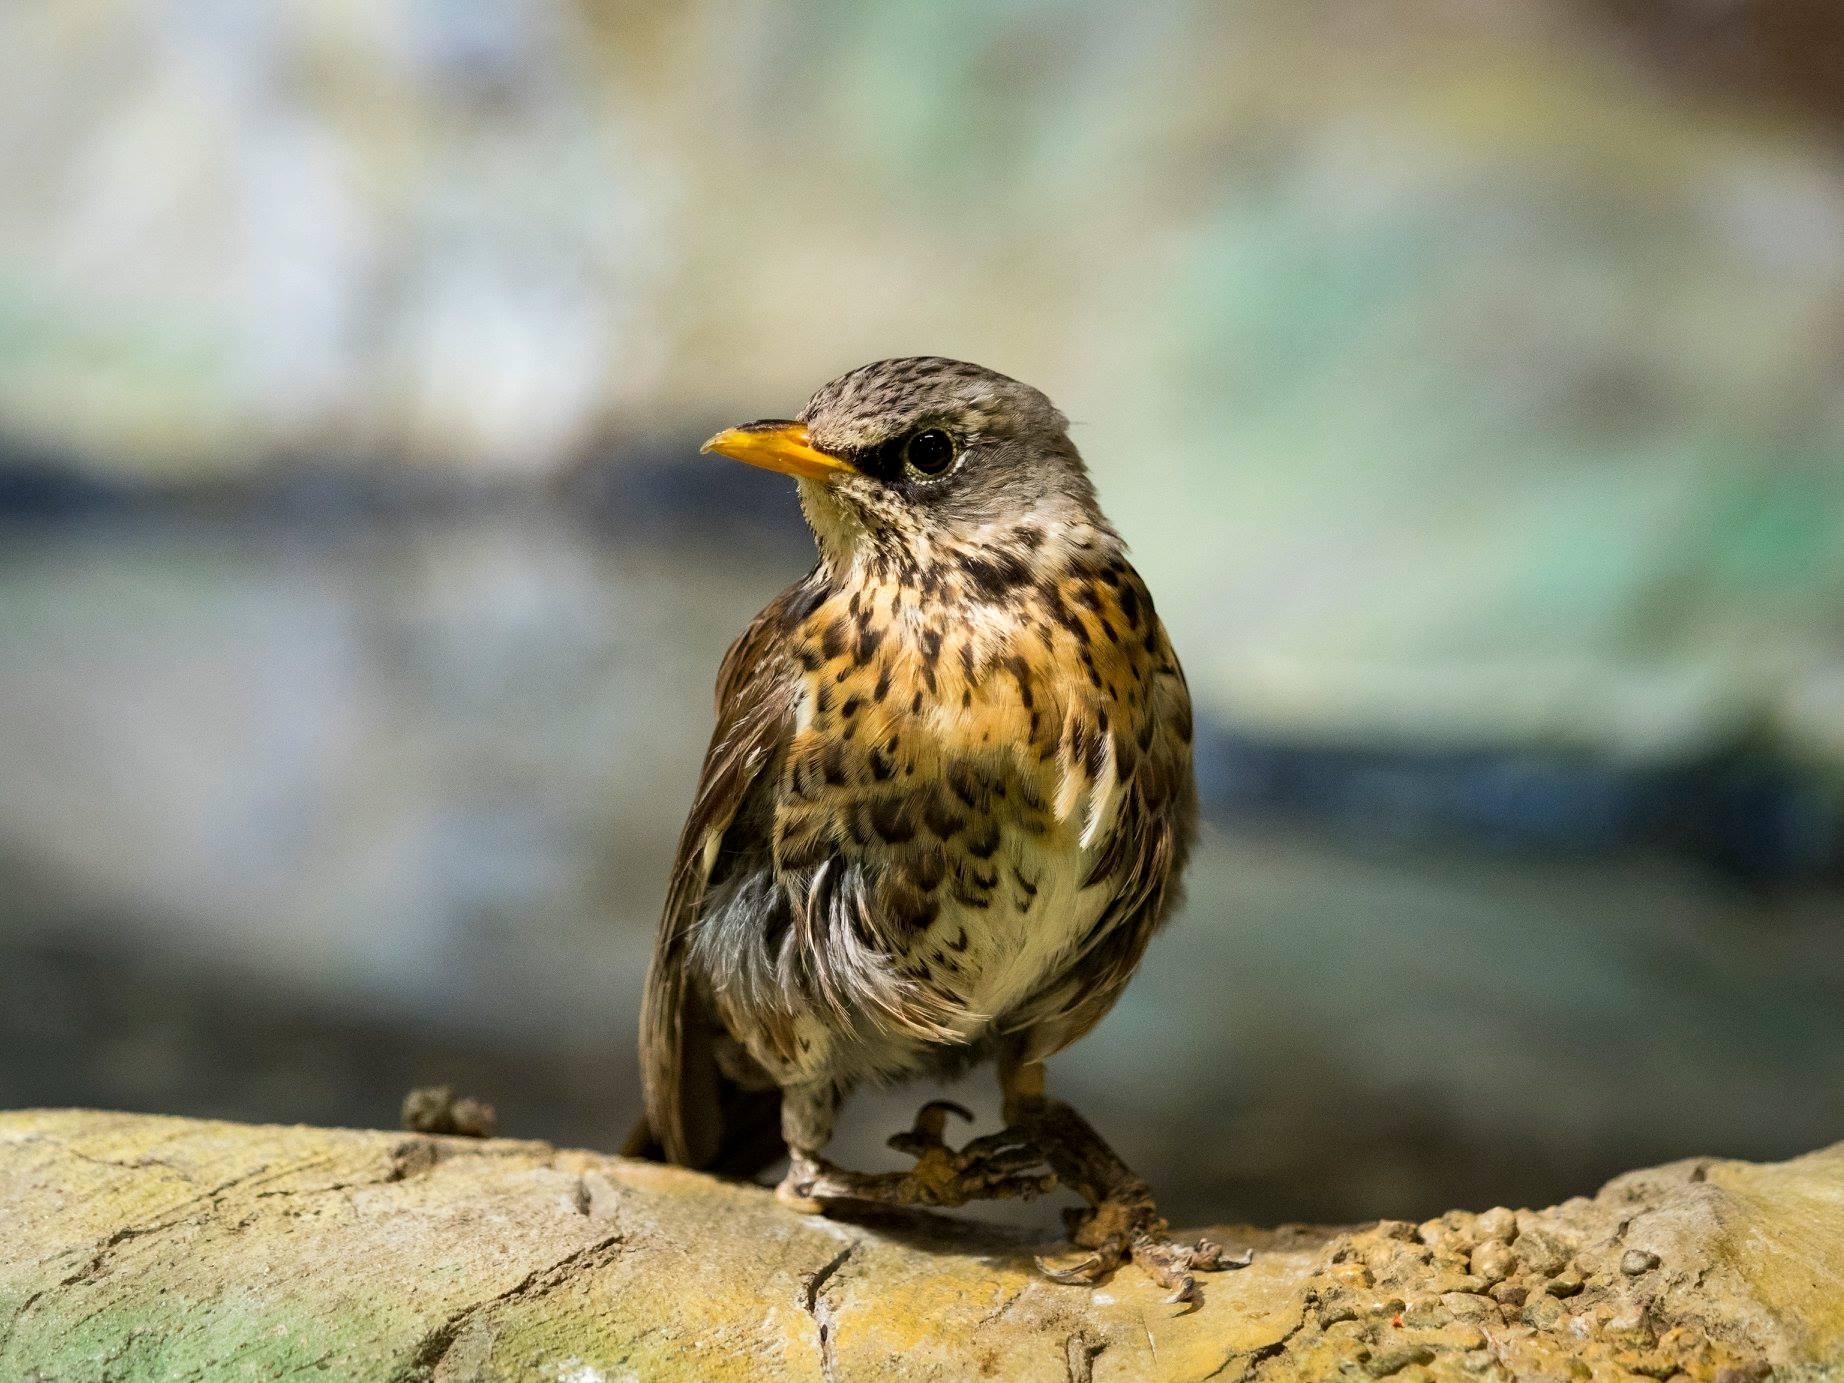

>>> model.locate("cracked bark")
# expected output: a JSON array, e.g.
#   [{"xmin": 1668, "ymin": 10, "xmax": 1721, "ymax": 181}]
[
  {"xmin": 799, "ymin": 1240, "xmax": 856, "ymax": 1383},
  {"xmin": 391, "ymin": 1234, "xmax": 627, "ymax": 1383}
]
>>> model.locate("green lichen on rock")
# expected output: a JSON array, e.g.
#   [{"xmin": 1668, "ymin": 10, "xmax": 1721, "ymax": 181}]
[{"xmin": 0, "ymin": 1110, "xmax": 1840, "ymax": 1380}]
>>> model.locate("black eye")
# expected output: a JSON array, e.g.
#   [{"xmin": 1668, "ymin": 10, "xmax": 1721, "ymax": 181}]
[{"xmin": 902, "ymin": 428, "xmax": 958, "ymax": 479}]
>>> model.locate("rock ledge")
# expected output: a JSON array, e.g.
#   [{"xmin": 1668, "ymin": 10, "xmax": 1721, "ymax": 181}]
[{"xmin": 1, "ymin": 1110, "xmax": 1840, "ymax": 1380}]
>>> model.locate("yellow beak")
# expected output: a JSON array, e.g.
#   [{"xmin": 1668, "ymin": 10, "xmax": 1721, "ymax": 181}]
[{"xmin": 700, "ymin": 420, "xmax": 855, "ymax": 481}]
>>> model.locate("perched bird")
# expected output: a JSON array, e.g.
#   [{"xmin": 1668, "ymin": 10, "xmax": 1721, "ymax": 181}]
[{"xmin": 629, "ymin": 357, "xmax": 1231, "ymax": 1300}]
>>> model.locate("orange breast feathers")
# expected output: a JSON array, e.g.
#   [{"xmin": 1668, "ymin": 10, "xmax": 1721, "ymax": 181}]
[{"xmin": 776, "ymin": 561, "xmax": 1188, "ymax": 855}]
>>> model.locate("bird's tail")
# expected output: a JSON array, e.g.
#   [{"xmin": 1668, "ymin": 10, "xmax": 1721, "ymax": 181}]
[{"xmin": 632, "ymin": 950, "xmax": 786, "ymax": 1177}]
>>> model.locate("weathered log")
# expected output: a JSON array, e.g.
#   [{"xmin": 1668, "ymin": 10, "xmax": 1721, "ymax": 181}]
[{"xmin": 1, "ymin": 1110, "xmax": 1840, "ymax": 1380}]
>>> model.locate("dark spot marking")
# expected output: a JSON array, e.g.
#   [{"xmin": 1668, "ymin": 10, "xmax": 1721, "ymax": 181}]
[
  {"xmin": 870, "ymin": 797, "xmax": 916, "ymax": 844},
  {"xmin": 1006, "ymin": 656, "xmax": 1035, "ymax": 709},
  {"xmin": 923, "ymin": 793, "xmax": 964, "ymax": 839},
  {"xmin": 1084, "ymin": 728, "xmax": 1109, "ymax": 778},
  {"xmin": 785, "ymin": 579, "xmax": 832, "ymax": 624},
  {"xmin": 846, "ymin": 804, "xmax": 875, "ymax": 846},
  {"xmin": 961, "ymin": 548, "xmax": 1034, "ymax": 601},
  {"xmin": 886, "ymin": 884, "xmax": 938, "ymax": 934},
  {"xmin": 911, "ymin": 842, "xmax": 948, "ymax": 892},
  {"xmin": 855, "ymin": 622, "xmax": 884, "ymax": 664}
]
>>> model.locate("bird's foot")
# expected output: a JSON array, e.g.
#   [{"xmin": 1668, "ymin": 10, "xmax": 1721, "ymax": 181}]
[
  {"xmin": 776, "ymin": 1100, "xmax": 1056, "ymax": 1211},
  {"xmin": 1037, "ymin": 1198, "xmax": 1251, "ymax": 1307},
  {"xmin": 885, "ymin": 1100, "xmax": 1059, "ymax": 1205}
]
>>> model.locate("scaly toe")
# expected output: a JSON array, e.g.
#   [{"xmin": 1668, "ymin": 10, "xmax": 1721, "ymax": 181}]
[
  {"xmin": 1187, "ymin": 1237, "xmax": 1253, "ymax": 1273},
  {"xmin": 979, "ymin": 1170, "xmax": 1058, "ymax": 1201},
  {"xmin": 1130, "ymin": 1233, "xmax": 1253, "ymax": 1306}
]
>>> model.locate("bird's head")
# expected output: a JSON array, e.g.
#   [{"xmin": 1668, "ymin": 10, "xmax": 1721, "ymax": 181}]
[{"xmin": 701, "ymin": 357, "xmax": 1110, "ymax": 577}]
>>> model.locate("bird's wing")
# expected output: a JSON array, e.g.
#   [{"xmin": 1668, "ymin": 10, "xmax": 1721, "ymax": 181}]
[
  {"xmin": 1005, "ymin": 610, "xmax": 1197, "ymax": 1061},
  {"xmin": 636, "ymin": 592, "xmax": 799, "ymax": 1166}
]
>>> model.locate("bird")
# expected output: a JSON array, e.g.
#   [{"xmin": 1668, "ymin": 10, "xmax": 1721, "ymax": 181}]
[{"xmin": 627, "ymin": 356, "xmax": 1233, "ymax": 1301}]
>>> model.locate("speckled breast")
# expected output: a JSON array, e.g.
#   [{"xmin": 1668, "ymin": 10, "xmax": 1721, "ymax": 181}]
[{"xmin": 752, "ymin": 552, "xmax": 1191, "ymax": 1081}]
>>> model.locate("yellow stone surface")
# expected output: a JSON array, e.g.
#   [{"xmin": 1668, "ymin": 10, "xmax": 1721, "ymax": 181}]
[{"xmin": 0, "ymin": 1110, "xmax": 1840, "ymax": 1380}]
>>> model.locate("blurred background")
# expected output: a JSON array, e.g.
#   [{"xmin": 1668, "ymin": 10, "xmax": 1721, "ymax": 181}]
[{"xmin": 2, "ymin": 0, "xmax": 1842, "ymax": 1229}]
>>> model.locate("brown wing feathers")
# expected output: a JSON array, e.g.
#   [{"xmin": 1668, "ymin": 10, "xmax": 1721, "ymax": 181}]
[{"xmin": 634, "ymin": 591, "xmax": 805, "ymax": 1167}]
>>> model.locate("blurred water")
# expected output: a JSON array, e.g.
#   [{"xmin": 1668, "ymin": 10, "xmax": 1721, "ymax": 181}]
[{"xmin": 1, "ymin": 508, "xmax": 1841, "ymax": 1226}]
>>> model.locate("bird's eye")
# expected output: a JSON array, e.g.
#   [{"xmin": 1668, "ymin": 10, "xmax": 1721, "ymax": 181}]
[{"xmin": 902, "ymin": 428, "xmax": 958, "ymax": 480}]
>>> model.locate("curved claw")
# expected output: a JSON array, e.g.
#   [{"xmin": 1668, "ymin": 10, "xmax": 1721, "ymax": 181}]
[
  {"xmin": 1163, "ymin": 1274, "xmax": 1200, "ymax": 1309},
  {"xmin": 916, "ymin": 1099, "xmax": 974, "ymax": 1132},
  {"xmin": 1036, "ymin": 1249, "xmax": 1113, "ymax": 1285},
  {"xmin": 886, "ymin": 1099, "xmax": 975, "ymax": 1155}
]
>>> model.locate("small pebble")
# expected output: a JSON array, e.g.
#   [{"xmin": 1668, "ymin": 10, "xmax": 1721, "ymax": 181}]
[
  {"xmin": 1606, "ymin": 1304, "xmax": 1653, "ymax": 1341},
  {"xmin": 1489, "ymin": 1281, "xmax": 1527, "ymax": 1308},
  {"xmin": 1365, "ymin": 1344, "xmax": 1436, "ymax": 1378},
  {"xmin": 1474, "ymin": 1208, "xmax": 1517, "ymax": 1244},
  {"xmin": 1471, "ymin": 1241, "xmax": 1513, "ymax": 1283},
  {"xmin": 1314, "ymin": 1289, "xmax": 1360, "ymax": 1327},
  {"xmin": 1545, "ymin": 1268, "xmax": 1585, "ymax": 1297},
  {"xmin": 1441, "ymin": 1324, "xmax": 1488, "ymax": 1351},
  {"xmin": 1521, "ymin": 1295, "xmax": 1566, "ymax": 1329},
  {"xmin": 1439, "ymin": 1292, "xmax": 1499, "ymax": 1324},
  {"xmin": 1514, "ymin": 1234, "xmax": 1567, "ymax": 1277},
  {"xmin": 1621, "ymin": 1249, "xmax": 1661, "ymax": 1276}
]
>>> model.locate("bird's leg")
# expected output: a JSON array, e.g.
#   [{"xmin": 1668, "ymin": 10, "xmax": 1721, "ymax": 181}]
[
  {"xmin": 1000, "ymin": 1048, "xmax": 1247, "ymax": 1305},
  {"xmin": 774, "ymin": 1080, "xmax": 841, "ymax": 1214},
  {"xmin": 775, "ymin": 1082, "xmax": 1054, "ymax": 1211}
]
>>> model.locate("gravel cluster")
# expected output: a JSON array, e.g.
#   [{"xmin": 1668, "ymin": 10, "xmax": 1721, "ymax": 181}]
[{"xmin": 1247, "ymin": 1202, "xmax": 1773, "ymax": 1382}]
